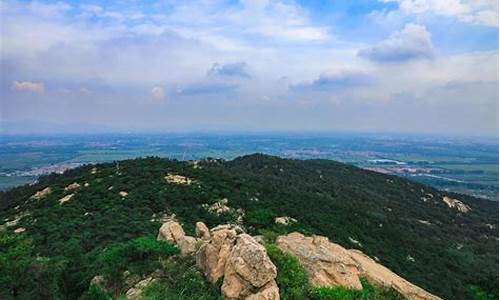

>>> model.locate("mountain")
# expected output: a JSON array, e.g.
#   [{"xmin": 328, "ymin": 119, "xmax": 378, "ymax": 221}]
[{"xmin": 0, "ymin": 154, "xmax": 497, "ymax": 299}]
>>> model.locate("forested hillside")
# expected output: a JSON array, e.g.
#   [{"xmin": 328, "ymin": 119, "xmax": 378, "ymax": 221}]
[{"xmin": 0, "ymin": 154, "xmax": 497, "ymax": 299}]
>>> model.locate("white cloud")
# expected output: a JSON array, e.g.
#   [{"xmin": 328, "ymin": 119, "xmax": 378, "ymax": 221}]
[
  {"xmin": 358, "ymin": 23, "xmax": 433, "ymax": 62},
  {"xmin": 381, "ymin": 0, "xmax": 498, "ymax": 27},
  {"xmin": 151, "ymin": 86, "xmax": 166, "ymax": 101},
  {"xmin": 11, "ymin": 81, "xmax": 45, "ymax": 93}
]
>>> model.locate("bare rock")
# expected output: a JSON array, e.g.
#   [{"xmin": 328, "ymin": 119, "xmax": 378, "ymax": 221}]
[
  {"xmin": 125, "ymin": 277, "xmax": 157, "ymax": 300},
  {"xmin": 197, "ymin": 227, "xmax": 237, "ymax": 283},
  {"xmin": 59, "ymin": 194, "xmax": 74, "ymax": 205},
  {"xmin": 276, "ymin": 232, "xmax": 362, "ymax": 289},
  {"xmin": 30, "ymin": 187, "xmax": 52, "ymax": 200},
  {"xmin": 65, "ymin": 182, "xmax": 81, "ymax": 191},
  {"xmin": 178, "ymin": 236, "xmax": 198, "ymax": 256},
  {"xmin": 221, "ymin": 234, "xmax": 277, "ymax": 299},
  {"xmin": 277, "ymin": 232, "xmax": 442, "ymax": 300},
  {"xmin": 442, "ymin": 196, "xmax": 471, "ymax": 213},
  {"xmin": 196, "ymin": 221, "xmax": 211, "ymax": 240},
  {"xmin": 274, "ymin": 216, "xmax": 297, "ymax": 226},
  {"xmin": 157, "ymin": 220, "xmax": 186, "ymax": 243},
  {"xmin": 245, "ymin": 281, "xmax": 280, "ymax": 300},
  {"xmin": 348, "ymin": 250, "xmax": 442, "ymax": 300}
]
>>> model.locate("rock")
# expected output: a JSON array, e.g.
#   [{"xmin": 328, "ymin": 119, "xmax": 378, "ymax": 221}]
[
  {"xmin": 59, "ymin": 194, "xmax": 74, "ymax": 205},
  {"xmin": 119, "ymin": 191, "xmax": 128, "ymax": 197},
  {"xmin": 196, "ymin": 221, "xmax": 211, "ymax": 240},
  {"xmin": 277, "ymin": 232, "xmax": 442, "ymax": 300},
  {"xmin": 65, "ymin": 182, "xmax": 80, "ymax": 191},
  {"xmin": 165, "ymin": 174, "xmax": 193, "ymax": 185},
  {"xmin": 348, "ymin": 250, "xmax": 442, "ymax": 300},
  {"xmin": 442, "ymin": 196, "xmax": 470, "ymax": 213},
  {"xmin": 178, "ymin": 236, "xmax": 198, "ymax": 256},
  {"xmin": 14, "ymin": 227, "xmax": 26, "ymax": 233},
  {"xmin": 253, "ymin": 235, "xmax": 265, "ymax": 245},
  {"xmin": 125, "ymin": 277, "xmax": 156, "ymax": 300},
  {"xmin": 245, "ymin": 281, "xmax": 280, "ymax": 300},
  {"xmin": 30, "ymin": 187, "xmax": 52, "ymax": 200},
  {"xmin": 90, "ymin": 167, "xmax": 98, "ymax": 174},
  {"xmin": 157, "ymin": 220, "xmax": 186, "ymax": 243},
  {"xmin": 90, "ymin": 275, "xmax": 107, "ymax": 288},
  {"xmin": 221, "ymin": 234, "xmax": 278, "ymax": 299},
  {"xmin": 274, "ymin": 216, "xmax": 297, "ymax": 226},
  {"xmin": 197, "ymin": 227, "xmax": 237, "ymax": 283},
  {"xmin": 276, "ymin": 232, "xmax": 362, "ymax": 289},
  {"xmin": 203, "ymin": 198, "xmax": 232, "ymax": 215}
]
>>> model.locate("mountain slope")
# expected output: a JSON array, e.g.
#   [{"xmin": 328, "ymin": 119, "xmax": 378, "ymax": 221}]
[{"xmin": 0, "ymin": 154, "xmax": 497, "ymax": 299}]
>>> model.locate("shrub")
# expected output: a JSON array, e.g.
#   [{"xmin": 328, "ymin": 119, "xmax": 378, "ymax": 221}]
[
  {"xmin": 95, "ymin": 236, "xmax": 178, "ymax": 291},
  {"xmin": 265, "ymin": 243, "xmax": 310, "ymax": 300},
  {"xmin": 309, "ymin": 278, "xmax": 404, "ymax": 300}
]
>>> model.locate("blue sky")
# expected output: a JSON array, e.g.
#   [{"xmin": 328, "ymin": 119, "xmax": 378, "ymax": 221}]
[{"xmin": 1, "ymin": 0, "xmax": 498, "ymax": 135}]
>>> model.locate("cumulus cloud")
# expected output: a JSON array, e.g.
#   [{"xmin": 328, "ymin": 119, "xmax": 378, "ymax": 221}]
[
  {"xmin": 358, "ymin": 23, "xmax": 433, "ymax": 62},
  {"xmin": 381, "ymin": 0, "xmax": 498, "ymax": 27},
  {"xmin": 207, "ymin": 62, "xmax": 251, "ymax": 79},
  {"xmin": 11, "ymin": 81, "xmax": 45, "ymax": 93},
  {"xmin": 151, "ymin": 86, "xmax": 165, "ymax": 101}
]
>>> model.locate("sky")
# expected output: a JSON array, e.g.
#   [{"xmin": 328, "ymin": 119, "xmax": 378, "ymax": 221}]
[{"xmin": 1, "ymin": 0, "xmax": 498, "ymax": 135}]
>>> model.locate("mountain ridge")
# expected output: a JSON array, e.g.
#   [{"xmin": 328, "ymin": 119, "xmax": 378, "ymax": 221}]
[{"xmin": 0, "ymin": 154, "xmax": 497, "ymax": 299}]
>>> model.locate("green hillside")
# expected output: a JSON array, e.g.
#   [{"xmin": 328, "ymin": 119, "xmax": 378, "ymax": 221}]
[{"xmin": 0, "ymin": 154, "xmax": 497, "ymax": 299}]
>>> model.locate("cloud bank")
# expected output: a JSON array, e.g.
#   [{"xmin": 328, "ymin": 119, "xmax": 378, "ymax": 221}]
[{"xmin": 0, "ymin": 0, "xmax": 497, "ymax": 135}]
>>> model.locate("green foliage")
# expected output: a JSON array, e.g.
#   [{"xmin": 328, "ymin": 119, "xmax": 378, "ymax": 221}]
[
  {"xmin": 140, "ymin": 256, "xmax": 223, "ymax": 300},
  {"xmin": 95, "ymin": 236, "xmax": 178, "ymax": 290},
  {"xmin": 469, "ymin": 285, "xmax": 497, "ymax": 300},
  {"xmin": 266, "ymin": 243, "xmax": 310, "ymax": 300},
  {"xmin": 309, "ymin": 278, "xmax": 404, "ymax": 300},
  {"xmin": 0, "ymin": 232, "xmax": 65, "ymax": 300},
  {"xmin": 0, "ymin": 154, "xmax": 497, "ymax": 300},
  {"xmin": 247, "ymin": 208, "xmax": 276, "ymax": 227},
  {"xmin": 80, "ymin": 284, "xmax": 112, "ymax": 300}
]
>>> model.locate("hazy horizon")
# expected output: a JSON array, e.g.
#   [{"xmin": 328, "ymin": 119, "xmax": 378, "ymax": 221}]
[{"xmin": 1, "ymin": 0, "xmax": 499, "ymax": 136}]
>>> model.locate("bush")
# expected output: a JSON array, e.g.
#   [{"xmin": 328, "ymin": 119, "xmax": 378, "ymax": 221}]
[
  {"xmin": 0, "ymin": 232, "xmax": 65, "ymax": 300},
  {"xmin": 140, "ymin": 256, "xmax": 223, "ymax": 300},
  {"xmin": 95, "ymin": 236, "xmax": 178, "ymax": 291},
  {"xmin": 247, "ymin": 208, "xmax": 276, "ymax": 228},
  {"xmin": 79, "ymin": 284, "xmax": 112, "ymax": 300},
  {"xmin": 309, "ymin": 278, "xmax": 404, "ymax": 300},
  {"xmin": 265, "ymin": 243, "xmax": 310, "ymax": 300}
]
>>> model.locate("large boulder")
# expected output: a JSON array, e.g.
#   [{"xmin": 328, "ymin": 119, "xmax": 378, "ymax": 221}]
[
  {"xmin": 277, "ymin": 232, "xmax": 442, "ymax": 300},
  {"xmin": 157, "ymin": 220, "xmax": 186, "ymax": 243},
  {"xmin": 197, "ymin": 226, "xmax": 237, "ymax": 283},
  {"xmin": 348, "ymin": 250, "xmax": 442, "ymax": 300},
  {"xmin": 221, "ymin": 234, "xmax": 278, "ymax": 300},
  {"xmin": 276, "ymin": 232, "xmax": 362, "ymax": 289},
  {"xmin": 196, "ymin": 221, "xmax": 211, "ymax": 240}
]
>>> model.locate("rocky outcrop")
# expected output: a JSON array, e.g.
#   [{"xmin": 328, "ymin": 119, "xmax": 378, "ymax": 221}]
[
  {"xmin": 222, "ymin": 234, "xmax": 278, "ymax": 299},
  {"xmin": 157, "ymin": 220, "xmax": 186, "ymax": 243},
  {"xmin": 158, "ymin": 221, "xmax": 279, "ymax": 300},
  {"xmin": 274, "ymin": 216, "xmax": 297, "ymax": 226},
  {"xmin": 197, "ymin": 225, "xmax": 238, "ymax": 283},
  {"xmin": 30, "ymin": 187, "xmax": 52, "ymax": 200},
  {"xmin": 125, "ymin": 277, "xmax": 158, "ymax": 300},
  {"xmin": 157, "ymin": 220, "xmax": 198, "ymax": 256},
  {"xmin": 59, "ymin": 194, "xmax": 74, "ymax": 205},
  {"xmin": 196, "ymin": 221, "xmax": 211, "ymax": 240},
  {"xmin": 442, "ymin": 196, "xmax": 470, "ymax": 213},
  {"xmin": 65, "ymin": 182, "xmax": 81, "ymax": 191},
  {"xmin": 276, "ymin": 233, "xmax": 362, "ymax": 289},
  {"xmin": 348, "ymin": 250, "xmax": 441, "ymax": 300},
  {"xmin": 276, "ymin": 232, "xmax": 442, "ymax": 300}
]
